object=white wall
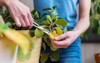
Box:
[20,0,34,10]
[20,0,100,63]
[82,43,100,63]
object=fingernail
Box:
[16,24,21,27]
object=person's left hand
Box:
[50,30,80,48]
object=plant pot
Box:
[0,30,42,63]
[95,53,100,63]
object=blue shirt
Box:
[34,0,79,28]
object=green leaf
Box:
[42,42,46,51]
[43,8,52,11]
[43,20,50,25]
[29,30,35,37]
[97,4,100,14]
[0,24,10,33]
[90,18,99,28]
[2,9,10,19]
[49,51,60,61]
[90,18,99,34]
[54,18,67,27]
[40,54,48,63]
[46,15,52,22]
[50,11,56,20]
[97,27,100,35]
[52,6,57,10]
[35,28,44,38]
[35,19,42,25]
[50,44,58,51]
[43,36,51,46]
[31,9,41,19]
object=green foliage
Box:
[90,0,100,35]
[0,6,67,63]
[54,18,67,27]
[82,0,100,38]
[32,6,67,63]
[34,28,44,38]
[40,53,48,63]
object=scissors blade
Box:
[33,25,49,35]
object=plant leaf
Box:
[35,28,44,38]
[46,15,52,22]
[50,11,56,20]
[97,4,100,14]
[97,27,100,35]
[42,42,46,51]
[54,27,63,35]
[43,20,50,25]
[52,6,57,10]
[54,18,67,27]
[40,53,48,63]
[43,36,51,46]
[50,44,58,51]
[35,19,42,25]
[49,51,60,61]
[43,8,52,11]
[29,30,35,37]
[31,9,41,19]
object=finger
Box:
[50,38,54,42]
[55,33,68,41]
[14,17,21,27]
[22,14,30,27]
[53,38,70,48]
[19,18,26,27]
[28,13,33,28]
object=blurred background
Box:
[20,0,100,63]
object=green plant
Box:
[81,0,100,39]
[90,0,100,34]
[0,6,68,63]
[31,6,67,63]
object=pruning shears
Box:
[33,21,50,35]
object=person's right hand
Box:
[4,0,33,28]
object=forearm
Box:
[73,0,91,35]
[73,17,90,35]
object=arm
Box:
[73,0,91,34]
[51,0,91,48]
[0,0,33,28]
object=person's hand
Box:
[50,30,80,48]
[4,0,33,28]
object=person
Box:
[34,0,91,63]
[0,0,91,63]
